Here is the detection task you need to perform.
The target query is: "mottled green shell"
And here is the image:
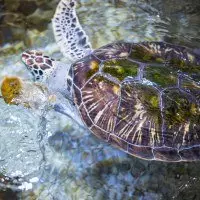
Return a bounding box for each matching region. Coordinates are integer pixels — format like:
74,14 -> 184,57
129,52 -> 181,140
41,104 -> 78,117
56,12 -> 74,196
72,41 -> 200,162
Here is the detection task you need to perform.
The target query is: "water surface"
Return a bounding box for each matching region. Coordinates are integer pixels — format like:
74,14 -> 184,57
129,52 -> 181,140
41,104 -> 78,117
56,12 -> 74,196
0,0 -> 200,199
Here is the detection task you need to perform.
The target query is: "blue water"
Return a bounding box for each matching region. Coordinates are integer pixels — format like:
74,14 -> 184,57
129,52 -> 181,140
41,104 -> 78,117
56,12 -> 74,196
0,0 -> 200,199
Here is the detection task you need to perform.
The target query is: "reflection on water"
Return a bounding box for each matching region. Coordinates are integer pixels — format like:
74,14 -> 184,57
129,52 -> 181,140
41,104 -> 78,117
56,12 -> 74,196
0,0 -> 200,199
1,0 -> 200,50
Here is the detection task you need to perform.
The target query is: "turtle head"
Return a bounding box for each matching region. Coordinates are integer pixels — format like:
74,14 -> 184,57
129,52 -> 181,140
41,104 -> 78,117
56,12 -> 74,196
21,50 -> 56,82
1,76 -> 22,105
21,50 -> 44,69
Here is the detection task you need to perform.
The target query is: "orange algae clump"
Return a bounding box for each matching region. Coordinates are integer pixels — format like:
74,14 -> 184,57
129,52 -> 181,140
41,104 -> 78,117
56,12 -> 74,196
1,76 -> 22,104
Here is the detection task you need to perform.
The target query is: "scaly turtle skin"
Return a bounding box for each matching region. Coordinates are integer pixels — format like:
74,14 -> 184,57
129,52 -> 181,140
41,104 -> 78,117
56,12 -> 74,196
1,0 -> 200,162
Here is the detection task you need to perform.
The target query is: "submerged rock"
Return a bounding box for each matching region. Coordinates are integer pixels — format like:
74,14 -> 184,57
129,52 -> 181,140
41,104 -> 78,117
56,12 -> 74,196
0,0 -> 57,46
0,174 -> 21,200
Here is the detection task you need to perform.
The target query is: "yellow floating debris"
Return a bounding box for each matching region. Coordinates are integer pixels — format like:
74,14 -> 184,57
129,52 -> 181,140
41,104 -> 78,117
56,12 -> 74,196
1,76 -> 22,105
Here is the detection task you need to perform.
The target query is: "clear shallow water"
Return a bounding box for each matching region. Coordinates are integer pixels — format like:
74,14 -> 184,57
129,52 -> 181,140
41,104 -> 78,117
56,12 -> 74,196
0,0 -> 200,199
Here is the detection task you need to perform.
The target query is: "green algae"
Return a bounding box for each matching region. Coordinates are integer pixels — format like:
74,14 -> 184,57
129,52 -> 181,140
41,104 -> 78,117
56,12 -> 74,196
140,87 -> 160,111
156,58 -> 164,63
163,89 -> 200,126
170,58 -> 200,82
139,85 -> 162,126
181,79 -> 200,102
129,45 -> 164,63
131,83 -> 162,125
172,58 -> 200,71
103,59 -> 139,81
124,83 -> 160,112
145,65 -> 177,88
94,75 -> 117,87
86,60 -> 100,79
150,96 -> 159,109
86,68 -> 98,79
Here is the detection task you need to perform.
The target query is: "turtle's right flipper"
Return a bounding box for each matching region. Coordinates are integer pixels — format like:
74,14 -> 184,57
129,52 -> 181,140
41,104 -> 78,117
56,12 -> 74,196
52,0 -> 92,61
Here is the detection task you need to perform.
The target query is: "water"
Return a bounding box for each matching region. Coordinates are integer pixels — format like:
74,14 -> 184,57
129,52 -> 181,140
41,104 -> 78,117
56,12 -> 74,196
0,0 -> 200,199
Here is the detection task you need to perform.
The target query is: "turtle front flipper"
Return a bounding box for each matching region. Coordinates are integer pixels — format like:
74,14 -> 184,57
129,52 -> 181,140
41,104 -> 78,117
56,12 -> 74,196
52,0 -> 92,61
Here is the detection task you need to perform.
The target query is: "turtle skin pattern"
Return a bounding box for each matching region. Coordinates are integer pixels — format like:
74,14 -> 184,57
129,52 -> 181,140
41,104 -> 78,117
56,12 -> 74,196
72,41 -> 200,162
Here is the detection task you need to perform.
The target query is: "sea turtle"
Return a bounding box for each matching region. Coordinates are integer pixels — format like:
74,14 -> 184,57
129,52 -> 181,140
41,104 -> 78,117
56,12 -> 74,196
1,0 -> 200,162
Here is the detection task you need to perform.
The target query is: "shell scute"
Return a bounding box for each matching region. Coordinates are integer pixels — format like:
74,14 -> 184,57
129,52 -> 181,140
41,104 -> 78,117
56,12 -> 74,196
129,42 -> 198,65
108,134 -> 128,151
94,42 -> 132,60
115,82 -> 162,147
90,125 -> 109,141
102,59 -> 139,81
73,55 -> 100,88
145,65 -> 177,88
153,148 -> 180,162
128,144 -> 154,160
161,88 -> 200,148
179,147 -> 200,161
180,77 -> 200,102
80,75 -> 120,133
73,85 -> 82,106
79,104 -> 93,128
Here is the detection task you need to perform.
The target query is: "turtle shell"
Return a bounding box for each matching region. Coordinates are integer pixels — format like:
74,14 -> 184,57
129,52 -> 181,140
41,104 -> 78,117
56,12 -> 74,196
72,41 -> 200,162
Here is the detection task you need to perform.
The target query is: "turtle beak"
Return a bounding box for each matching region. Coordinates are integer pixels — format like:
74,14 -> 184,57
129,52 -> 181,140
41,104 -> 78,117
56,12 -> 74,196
1,76 -> 22,105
